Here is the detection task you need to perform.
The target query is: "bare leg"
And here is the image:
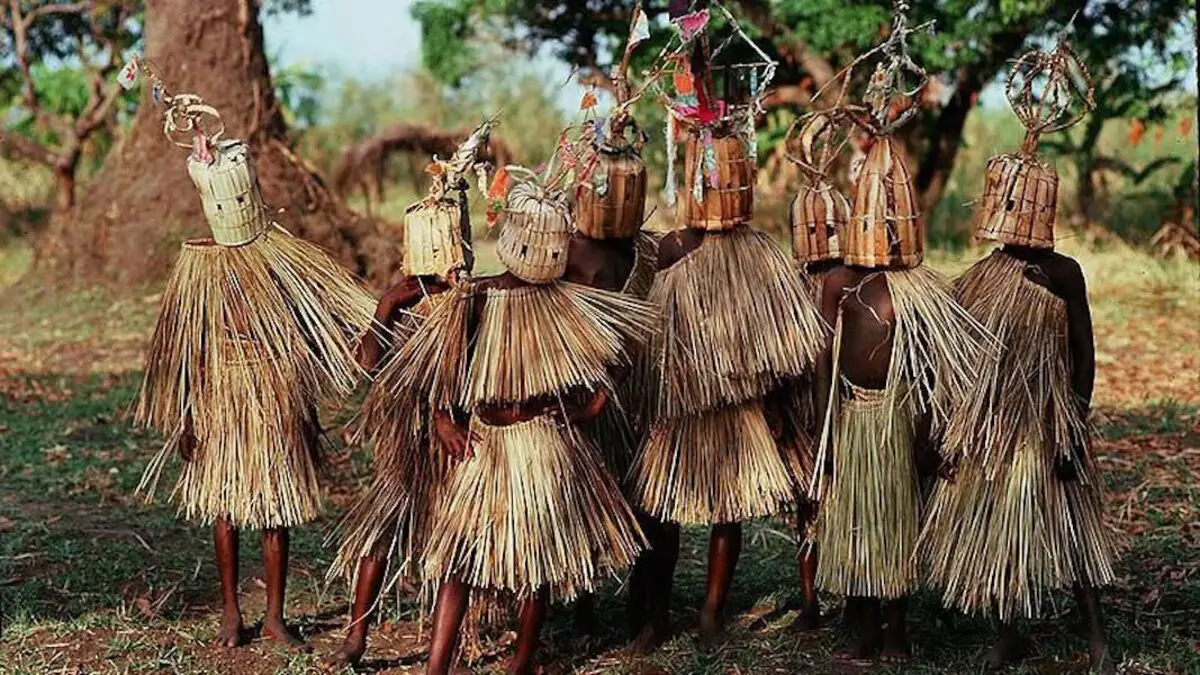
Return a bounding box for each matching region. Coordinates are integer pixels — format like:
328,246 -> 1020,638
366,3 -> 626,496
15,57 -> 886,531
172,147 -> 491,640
261,527 -> 306,649
325,554 -> 387,667
839,596 -> 881,661
699,522 -> 742,645
508,587 -> 549,675
1074,583 -> 1114,674
880,596 -> 910,663
629,520 -> 679,653
213,516 -> 245,648
573,592 -> 598,637
793,502 -> 820,630
427,578 -> 471,675
986,618 -> 1030,671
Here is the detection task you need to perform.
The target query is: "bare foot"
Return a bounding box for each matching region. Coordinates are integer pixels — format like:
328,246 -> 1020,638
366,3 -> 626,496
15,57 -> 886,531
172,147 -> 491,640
322,631 -> 366,669
985,632 -> 1030,671
792,599 -> 821,632
881,623 -> 909,664
1089,637 -> 1116,675
263,619 -> 309,652
214,611 -> 245,648
628,620 -> 671,655
697,607 -> 725,648
837,631 -> 881,665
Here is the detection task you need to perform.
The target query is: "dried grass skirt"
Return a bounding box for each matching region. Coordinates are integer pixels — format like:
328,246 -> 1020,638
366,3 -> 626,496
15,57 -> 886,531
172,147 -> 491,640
628,400 -> 799,525
815,384 -> 920,599
423,414 -> 646,601
136,231 -> 375,529
918,433 -> 1117,621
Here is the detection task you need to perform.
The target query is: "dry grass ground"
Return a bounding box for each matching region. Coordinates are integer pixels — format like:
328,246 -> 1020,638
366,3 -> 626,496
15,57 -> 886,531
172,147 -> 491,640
0,237 -> 1197,674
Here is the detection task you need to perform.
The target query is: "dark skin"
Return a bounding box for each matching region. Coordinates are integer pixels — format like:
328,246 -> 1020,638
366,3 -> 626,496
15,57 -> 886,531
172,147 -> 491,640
630,228 -> 777,650
176,259 -> 312,651
815,263 -> 924,664
978,245 -> 1109,674
324,273 -> 452,669
563,231 -> 641,638
425,271 -> 610,675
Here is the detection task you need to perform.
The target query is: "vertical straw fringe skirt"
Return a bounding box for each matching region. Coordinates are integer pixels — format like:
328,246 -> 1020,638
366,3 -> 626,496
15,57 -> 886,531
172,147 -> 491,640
918,433 -> 1117,621
327,292 -> 456,589
815,384 -> 920,599
136,231 -> 375,529
628,400 -> 799,525
424,414 -> 646,602
918,250 -> 1118,620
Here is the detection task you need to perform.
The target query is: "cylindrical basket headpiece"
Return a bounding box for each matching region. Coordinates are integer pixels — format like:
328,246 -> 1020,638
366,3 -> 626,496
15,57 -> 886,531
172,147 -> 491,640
791,181 -> 847,263
975,151 -> 1058,248
680,129 -> 755,231
186,139 -> 269,246
496,181 -> 571,284
845,137 -> 922,268
403,194 -> 472,277
575,145 -> 647,239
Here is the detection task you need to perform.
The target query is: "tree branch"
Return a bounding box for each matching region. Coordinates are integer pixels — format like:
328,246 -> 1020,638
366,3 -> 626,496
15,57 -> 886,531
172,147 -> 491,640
730,0 -> 835,87
0,127 -> 60,168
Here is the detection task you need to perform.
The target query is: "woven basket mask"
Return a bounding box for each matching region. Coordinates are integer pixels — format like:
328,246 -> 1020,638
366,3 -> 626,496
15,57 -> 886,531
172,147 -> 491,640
186,139 -> 268,246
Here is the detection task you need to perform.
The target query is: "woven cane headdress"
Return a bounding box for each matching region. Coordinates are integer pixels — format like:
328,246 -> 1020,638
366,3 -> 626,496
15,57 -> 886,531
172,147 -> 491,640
818,1 -> 934,268
495,169 -> 572,284
975,38 -> 1094,248
785,112 -> 851,263
654,0 -> 776,230
403,117 -> 497,277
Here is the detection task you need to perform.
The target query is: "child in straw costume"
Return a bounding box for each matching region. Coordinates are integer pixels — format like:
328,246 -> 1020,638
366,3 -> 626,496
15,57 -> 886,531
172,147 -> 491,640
563,8 -> 662,637
917,41 -> 1118,673
806,7 -> 999,662
134,93 -> 375,649
323,121 -> 494,668
625,0 -> 827,649
781,111 -> 852,630
399,169 -> 656,675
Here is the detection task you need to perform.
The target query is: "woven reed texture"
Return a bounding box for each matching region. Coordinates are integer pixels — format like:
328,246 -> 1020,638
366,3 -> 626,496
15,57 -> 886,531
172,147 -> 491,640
629,400 -> 800,525
917,251 -> 1117,620
575,147 -> 647,239
648,227 -> 827,419
846,137 -> 922,268
680,132 -> 755,231
815,381 -> 920,599
463,282 -> 659,408
135,230 -> 375,529
404,199 -> 468,277
975,153 -> 1059,249
423,415 -> 647,601
327,292 -> 456,591
791,181 -> 847,263
497,182 -> 571,283
186,140 -> 269,246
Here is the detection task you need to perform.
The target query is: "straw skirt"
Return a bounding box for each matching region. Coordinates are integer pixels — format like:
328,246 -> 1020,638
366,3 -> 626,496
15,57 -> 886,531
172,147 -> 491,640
424,414 -> 646,601
815,384 -> 920,599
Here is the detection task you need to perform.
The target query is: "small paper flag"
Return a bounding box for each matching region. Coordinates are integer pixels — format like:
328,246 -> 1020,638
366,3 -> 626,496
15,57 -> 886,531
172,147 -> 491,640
486,167 -> 510,228
151,81 -> 164,104
580,90 -> 598,110
116,58 -> 141,90
674,9 -> 709,43
673,70 -> 695,96
629,6 -> 650,47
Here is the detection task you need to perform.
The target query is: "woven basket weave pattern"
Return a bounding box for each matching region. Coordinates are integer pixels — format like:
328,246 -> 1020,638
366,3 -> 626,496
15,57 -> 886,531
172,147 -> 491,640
404,200 -> 467,276
846,138 -> 922,268
576,148 -> 647,239
791,181 -> 847,262
497,182 -> 571,283
680,131 -> 755,231
186,140 -> 268,247
975,153 -> 1058,248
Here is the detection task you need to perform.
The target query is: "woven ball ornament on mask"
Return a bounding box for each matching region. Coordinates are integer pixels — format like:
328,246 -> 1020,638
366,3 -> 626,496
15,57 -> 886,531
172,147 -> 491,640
975,39 -> 1094,249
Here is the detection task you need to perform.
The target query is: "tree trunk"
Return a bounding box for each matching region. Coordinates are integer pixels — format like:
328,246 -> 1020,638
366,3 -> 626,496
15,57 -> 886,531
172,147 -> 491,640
38,0 -> 393,287
54,168 -> 75,211
913,69 -> 983,219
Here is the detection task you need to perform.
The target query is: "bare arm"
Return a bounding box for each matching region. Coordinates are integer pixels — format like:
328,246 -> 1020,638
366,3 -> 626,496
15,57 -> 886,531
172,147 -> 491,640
360,278 -> 428,372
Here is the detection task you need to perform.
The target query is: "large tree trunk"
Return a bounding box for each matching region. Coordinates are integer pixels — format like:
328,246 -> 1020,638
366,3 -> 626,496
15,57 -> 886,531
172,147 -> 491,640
38,0 -> 394,287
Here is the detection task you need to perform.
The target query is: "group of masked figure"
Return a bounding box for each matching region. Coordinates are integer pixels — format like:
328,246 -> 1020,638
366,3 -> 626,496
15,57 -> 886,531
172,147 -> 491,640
133,21 -> 1119,675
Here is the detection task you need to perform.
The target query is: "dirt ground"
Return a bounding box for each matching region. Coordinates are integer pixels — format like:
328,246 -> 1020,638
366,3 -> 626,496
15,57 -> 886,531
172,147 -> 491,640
1,240 -> 1197,674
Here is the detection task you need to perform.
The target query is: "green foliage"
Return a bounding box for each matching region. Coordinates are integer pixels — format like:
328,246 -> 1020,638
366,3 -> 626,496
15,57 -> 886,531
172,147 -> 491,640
270,57 -> 326,131
411,0 -> 477,86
